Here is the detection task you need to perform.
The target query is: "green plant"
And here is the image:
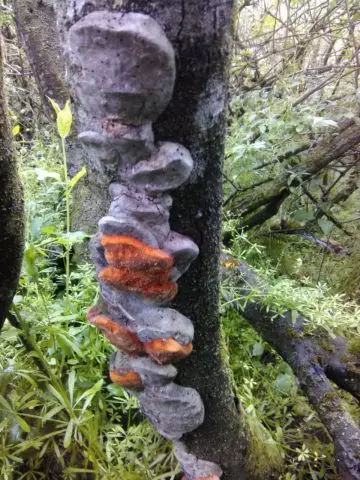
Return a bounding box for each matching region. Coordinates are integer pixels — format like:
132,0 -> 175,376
0,131 -> 177,479
48,99 -> 86,310
222,308 -> 335,479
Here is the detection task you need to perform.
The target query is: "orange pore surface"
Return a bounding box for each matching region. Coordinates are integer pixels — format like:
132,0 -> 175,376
109,369 -> 143,391
87,311 -> 144,354
101,235 -> 174,271
99,265 -> 178,301
144,338 -> 193,364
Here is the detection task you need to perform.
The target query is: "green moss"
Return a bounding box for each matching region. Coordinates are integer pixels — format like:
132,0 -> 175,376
287,326 -> 301,339
348,337 -> 360,356
246,414 -> 284,479
318,337 -> 335,354
340,353 -> 352,363
320,391 -> 340,409
219,323 -> 238,393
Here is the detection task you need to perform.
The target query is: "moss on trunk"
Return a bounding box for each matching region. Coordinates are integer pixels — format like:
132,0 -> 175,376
0,37 -> 24,328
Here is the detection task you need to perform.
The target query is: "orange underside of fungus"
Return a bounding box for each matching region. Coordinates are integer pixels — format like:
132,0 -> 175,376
101,234 -> 174,271
109,369 -> 144,391
87,308 -> 192,364
99,234 -> 177,301
99,264 -> 178,301
87,310 -> 144,354
144,338 -> 193,364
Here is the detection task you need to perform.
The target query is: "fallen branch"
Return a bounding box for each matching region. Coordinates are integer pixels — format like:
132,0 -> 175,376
228,117 -> 360,229
253,229 -> 350,256
221,257 -> 360,479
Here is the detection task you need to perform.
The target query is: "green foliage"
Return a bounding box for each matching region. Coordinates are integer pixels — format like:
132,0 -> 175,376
223,227 -> 360,338
221,219 -> 359,478
0,135 -> 177,479
222,310 -> 336,479
224,91 -> 313,199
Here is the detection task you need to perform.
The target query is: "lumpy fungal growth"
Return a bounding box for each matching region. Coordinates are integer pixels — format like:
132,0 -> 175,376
68,10 -> 222,480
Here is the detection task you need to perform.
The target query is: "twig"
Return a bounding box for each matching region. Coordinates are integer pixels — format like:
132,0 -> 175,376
301,185 -> 351,235
223,178 -> 273,207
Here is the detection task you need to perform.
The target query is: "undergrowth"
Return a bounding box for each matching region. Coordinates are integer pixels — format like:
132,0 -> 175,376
221,224 -> 359,479
0,130 -> 357,479
0,134 -> 177,480
223,309 -> 336,479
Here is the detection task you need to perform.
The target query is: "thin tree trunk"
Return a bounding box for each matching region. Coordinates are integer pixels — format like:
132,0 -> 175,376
0,35 -> 24,329
12,0 -> 109,249
55,1 -> 251,479
12,0 -> 68,110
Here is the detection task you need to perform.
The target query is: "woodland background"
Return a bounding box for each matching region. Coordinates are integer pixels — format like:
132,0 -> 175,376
0,0 -> 359,478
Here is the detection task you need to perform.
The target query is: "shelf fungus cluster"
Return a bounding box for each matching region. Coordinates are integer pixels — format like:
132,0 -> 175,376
67,10 -> 222,480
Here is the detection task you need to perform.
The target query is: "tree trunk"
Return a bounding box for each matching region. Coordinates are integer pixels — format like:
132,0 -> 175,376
12,0 -> 68,110
0,35 -> 24,329
12,0 -> 109,248
55,1 -> 251,479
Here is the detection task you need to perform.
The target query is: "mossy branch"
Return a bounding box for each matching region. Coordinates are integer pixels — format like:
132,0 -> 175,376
222,256 -> 360,479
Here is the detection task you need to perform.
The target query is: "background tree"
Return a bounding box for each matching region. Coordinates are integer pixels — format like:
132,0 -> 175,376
0,34 -> 24,330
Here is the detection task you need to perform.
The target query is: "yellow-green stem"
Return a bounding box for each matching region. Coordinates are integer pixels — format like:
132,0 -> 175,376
61,138 -> 71,311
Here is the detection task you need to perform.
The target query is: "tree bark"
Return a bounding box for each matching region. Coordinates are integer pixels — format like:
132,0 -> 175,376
55,1 -> 251,479
12,0 -> 110,248
12,0 -> 68,110
0,35 -> 24,329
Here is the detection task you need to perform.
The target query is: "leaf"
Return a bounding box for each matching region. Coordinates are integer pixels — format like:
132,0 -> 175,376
34,168 -> 61,181
64,468 -> 96,474
12,125 -> 20,136
58,231 -> 88,246
57,100 -> 73,139
48,97 -> 61,114
74,379 -> 104,409
41,225 -> 56,234
106,384 -> 125,396
43,405 -> 64,422
293,209 -> 314,222
63,419 -> 74,448
23,244 -> 38,278
15,415 -> 31,433
47,385 -> 68,410
291,309 -> 298,325
56,333 -> 82,357
274,373 -> 294,393
68,370 -> 76,406
70,166 -> 87,190
252,342 -> 264,357
48,98 -> 73,138
0,395 -> 30,433
318,218 -> 333,236
0,393 -> 14,412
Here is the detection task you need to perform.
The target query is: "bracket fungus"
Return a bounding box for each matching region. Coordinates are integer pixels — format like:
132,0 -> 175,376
68,10 -> 222,480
